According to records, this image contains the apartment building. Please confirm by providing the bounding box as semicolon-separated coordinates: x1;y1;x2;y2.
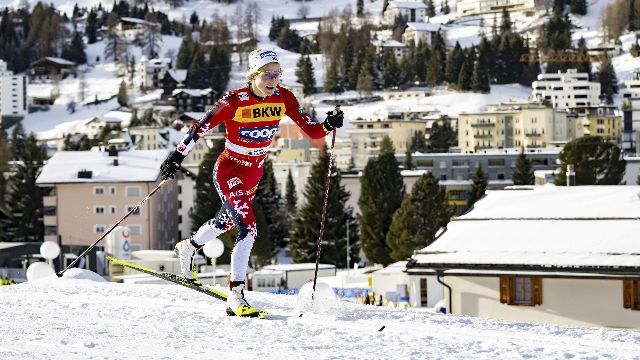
382;1;428;25
458;101;570;153
531;69;601;109
402;22;442;47
571;105;622;142
136;57;172;89
621;71;640;154
348;117;428;168
371;39;407;61
0;60;27;127
457;0;538;17
36;150;179;251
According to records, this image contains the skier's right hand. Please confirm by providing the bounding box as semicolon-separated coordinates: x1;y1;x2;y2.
160;150;186;180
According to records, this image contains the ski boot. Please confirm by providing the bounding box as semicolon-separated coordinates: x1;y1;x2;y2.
226;281;263;317
174;239;200;280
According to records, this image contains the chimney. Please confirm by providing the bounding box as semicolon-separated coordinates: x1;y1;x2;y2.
566;164;575;186
113;159;119;166
78;169;92;179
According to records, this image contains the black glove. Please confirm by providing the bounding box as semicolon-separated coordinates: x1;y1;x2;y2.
160;151;185;180
323;110;344;131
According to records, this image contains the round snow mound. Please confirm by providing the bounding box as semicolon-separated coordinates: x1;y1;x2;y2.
62;268;108;282
295;281;337;313
26;262;55;282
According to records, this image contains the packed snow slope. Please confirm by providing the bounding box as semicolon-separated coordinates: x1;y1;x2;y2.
1;273;640;359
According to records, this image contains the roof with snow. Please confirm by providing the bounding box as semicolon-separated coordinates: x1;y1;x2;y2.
35;57;76;66
262;263;336;272
172;88;214;97
408;186;640;276
389;1;428;9
166;70;187;83
371;39;407;48
406;22;443;32
36;150;169;185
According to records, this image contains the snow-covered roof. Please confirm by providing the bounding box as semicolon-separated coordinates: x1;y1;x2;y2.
36;150;169;184
166;69;187;83
262;263;335;272
389;1;428;9
120;17;157;26
40;57;76;66
409;186;640;274
406;22;443;32
371;39;407;48
172;88;214;97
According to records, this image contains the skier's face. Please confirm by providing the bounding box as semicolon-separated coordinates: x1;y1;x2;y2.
252;63;282;98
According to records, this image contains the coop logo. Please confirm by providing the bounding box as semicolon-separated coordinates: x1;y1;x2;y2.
238;92;249;101
227;177;242;189
259;50;278;60
239;126;279;141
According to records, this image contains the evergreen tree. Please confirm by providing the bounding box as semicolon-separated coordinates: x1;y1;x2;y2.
5;133;46;242
468;164;488;207
186;47;208;88
289;146;359;268
254;158;288;252
208;45;232;95
495;33;516;84
87;9;98;44
117;80;128;107
62;31;87;64
129;109;140;127
356;69;374;97
386;172;451;261
285;169;297;214
189;11;199;28
570;0;587;15
358;136;405;266
0;130;10;213
597;54;618;105
357;0;365;16
324;58;344;95
427;31;446;86
189;139;226;233
277;25;302;53
471;59;490;93
382;50;402;89
555;136;626;185
442;0;450;14
429;115;456;153
426;0;436;17
457;58;471;90
576;37;592;80
513;147;534;185
176;32;195;69
445;42;464;85
539;8;573;52
295;52;316;96
404;146;413;170
410;130;428;153
500;8;512;33
268;16;286;42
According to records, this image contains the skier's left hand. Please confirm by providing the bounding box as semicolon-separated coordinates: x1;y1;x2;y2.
160;151;185;180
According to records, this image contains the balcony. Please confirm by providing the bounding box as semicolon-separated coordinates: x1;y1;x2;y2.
525;132;542;137
470;121;495;127
474;133;493;138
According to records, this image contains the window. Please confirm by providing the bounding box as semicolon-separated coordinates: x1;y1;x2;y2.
94;206;105;214
94;187;105;195
126;186;141;197
488;158;505;167
623;280;640;310
110;187;116;195
43;206;56;216
128;225;141;236
110;206;117;214
499;276;542;306
420;278;429;307
416;159;434;167
44;225;57;236
126;206;141;215
95;225;106;234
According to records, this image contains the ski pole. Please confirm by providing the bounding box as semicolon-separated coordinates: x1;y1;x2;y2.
312;106;340;300
56;177;173;277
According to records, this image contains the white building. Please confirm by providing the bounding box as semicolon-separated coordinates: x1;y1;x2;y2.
136;57;172;89
402;22;442;47
371;39;407;61
531;69;601;110
457;0;538;17
0;60;27;125
116;17;160;43
382;1;428;25
407;186;640;328
621;70;640;154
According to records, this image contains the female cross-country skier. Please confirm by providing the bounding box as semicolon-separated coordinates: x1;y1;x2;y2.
159;49;344;317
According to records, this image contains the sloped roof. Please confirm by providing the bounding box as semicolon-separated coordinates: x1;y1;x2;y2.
36;150;169;184
409;186;640;275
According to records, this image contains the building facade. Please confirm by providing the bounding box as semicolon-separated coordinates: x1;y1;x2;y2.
0;60;27;126
531;69;601;109
382;1;428;25
402;22;442;47
136;57;172;89
621;71;640;154
457;0;538;16
570;105;622;142
36;150;179;251
171;88;217;113
458;102;571;153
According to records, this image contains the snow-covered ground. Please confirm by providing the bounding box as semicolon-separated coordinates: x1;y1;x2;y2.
2;271;640;359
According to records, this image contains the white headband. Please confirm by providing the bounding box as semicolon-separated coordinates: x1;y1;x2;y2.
249;49;279;74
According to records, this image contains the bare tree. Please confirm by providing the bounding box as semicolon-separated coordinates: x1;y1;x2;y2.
78;69;87;104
